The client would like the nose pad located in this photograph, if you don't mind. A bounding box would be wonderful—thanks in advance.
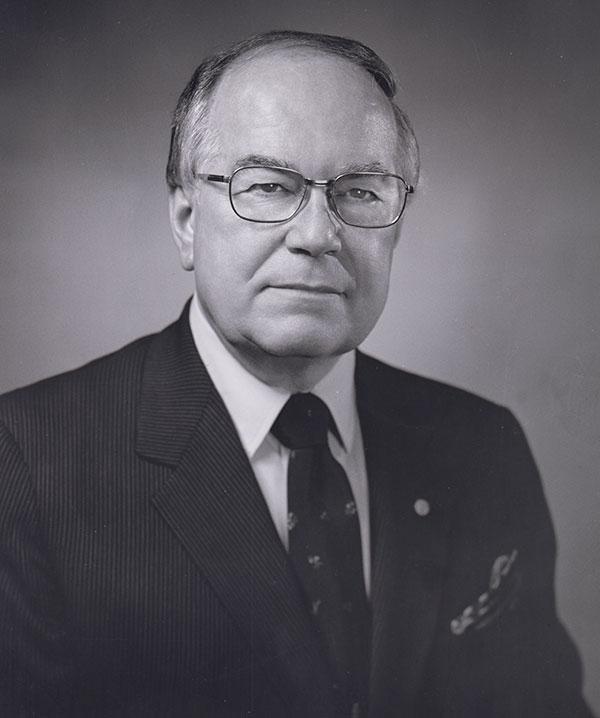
[285,185,342,256]
[324,188,343,232]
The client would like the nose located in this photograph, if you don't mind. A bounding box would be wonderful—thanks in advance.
[284,185,342,257]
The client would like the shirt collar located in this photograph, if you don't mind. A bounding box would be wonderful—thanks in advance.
[188,294,357,458]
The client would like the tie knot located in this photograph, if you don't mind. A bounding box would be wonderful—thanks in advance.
[271,393,331,449]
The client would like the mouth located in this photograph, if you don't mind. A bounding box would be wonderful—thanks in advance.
[268,283,344,295]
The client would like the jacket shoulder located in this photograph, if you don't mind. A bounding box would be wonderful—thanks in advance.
[0,327,162,441]
[356,351,512,431]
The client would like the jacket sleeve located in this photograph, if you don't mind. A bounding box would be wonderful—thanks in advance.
[420,407,595,718]
[0,420,76,717]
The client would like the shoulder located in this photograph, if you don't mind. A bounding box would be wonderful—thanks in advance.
[1,332,149,404]
[355,350,516,434]
[356,351,545,541]
[355,351,534,508]
[0,324,166,446]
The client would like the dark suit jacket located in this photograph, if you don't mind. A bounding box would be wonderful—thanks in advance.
[0,306,592,717]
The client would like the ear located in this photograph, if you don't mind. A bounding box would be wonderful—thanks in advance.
[169,186,196,271]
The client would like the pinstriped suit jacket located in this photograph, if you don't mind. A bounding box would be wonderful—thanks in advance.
[0,305,592,717]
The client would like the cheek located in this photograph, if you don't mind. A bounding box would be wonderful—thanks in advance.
[193,200,278,271]
[351,239,395,307]
[193,243,247,310]
[191,224,278,314]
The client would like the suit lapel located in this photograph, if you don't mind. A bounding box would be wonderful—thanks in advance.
[136,308,337,715]
[356,354,449,714]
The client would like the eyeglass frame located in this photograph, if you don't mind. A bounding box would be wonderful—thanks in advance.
[194,165,414,229]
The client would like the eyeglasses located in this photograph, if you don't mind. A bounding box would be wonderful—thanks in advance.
[195,165,414,229]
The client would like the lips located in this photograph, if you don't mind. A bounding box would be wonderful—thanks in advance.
[270,282,343,294]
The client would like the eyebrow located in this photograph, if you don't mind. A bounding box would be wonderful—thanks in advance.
[231,156,395,176]
[338,160,393,174]
[232,154,293,170]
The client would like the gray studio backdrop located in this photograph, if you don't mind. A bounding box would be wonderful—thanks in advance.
[2,0,599,711]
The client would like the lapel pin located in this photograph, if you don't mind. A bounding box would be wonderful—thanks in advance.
[414,498,430,517]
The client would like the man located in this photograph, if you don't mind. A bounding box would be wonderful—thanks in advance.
[0,30,593,717]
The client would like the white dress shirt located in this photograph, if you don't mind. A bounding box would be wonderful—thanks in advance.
[189,295,371,595]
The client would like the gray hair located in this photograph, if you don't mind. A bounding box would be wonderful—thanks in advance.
[166,30,420,191]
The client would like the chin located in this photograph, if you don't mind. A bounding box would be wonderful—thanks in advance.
[251,325,352,360]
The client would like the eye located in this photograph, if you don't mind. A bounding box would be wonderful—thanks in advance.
[348,187,377,200]
[247,182,288,194]
[335,186,379,202]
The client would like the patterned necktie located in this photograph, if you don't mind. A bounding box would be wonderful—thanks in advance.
[271,393,369,715]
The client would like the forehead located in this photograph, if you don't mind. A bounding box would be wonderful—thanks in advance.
[204,48,399,175]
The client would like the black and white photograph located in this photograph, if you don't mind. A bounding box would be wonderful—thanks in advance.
[1,1,598,715]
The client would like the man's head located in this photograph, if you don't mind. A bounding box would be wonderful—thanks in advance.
[167,31,419,387]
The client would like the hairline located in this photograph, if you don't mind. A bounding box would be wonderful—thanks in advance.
[167,35,420,191]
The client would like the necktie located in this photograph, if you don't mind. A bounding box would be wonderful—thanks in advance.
[271,393,369,714]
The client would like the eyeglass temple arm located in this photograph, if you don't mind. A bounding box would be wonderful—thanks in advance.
[195,173,231,183]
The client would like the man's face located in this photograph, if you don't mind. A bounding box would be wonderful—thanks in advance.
[173,49,404,363]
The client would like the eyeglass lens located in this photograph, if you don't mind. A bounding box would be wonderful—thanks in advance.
[229,167,407,227]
